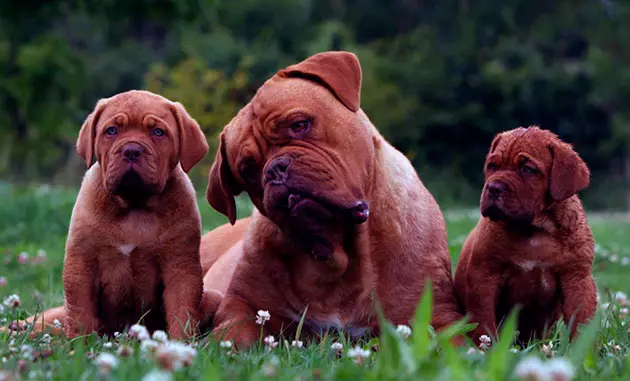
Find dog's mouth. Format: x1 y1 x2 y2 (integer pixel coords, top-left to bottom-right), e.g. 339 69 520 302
285 191 369 224
110 170 156 207
481 203 507 222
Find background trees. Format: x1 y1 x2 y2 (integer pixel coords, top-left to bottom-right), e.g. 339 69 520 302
1 0 628 209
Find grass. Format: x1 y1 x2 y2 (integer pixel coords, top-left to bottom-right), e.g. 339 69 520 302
1 181 630 380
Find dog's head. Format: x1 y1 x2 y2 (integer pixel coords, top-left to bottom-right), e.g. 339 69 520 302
480 126 590 224
206 51 374 260
77 90 208 205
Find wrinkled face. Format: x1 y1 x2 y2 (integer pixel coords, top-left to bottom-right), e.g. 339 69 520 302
218 77 373 259
94 97 181 202
481 128 554 223
480 127 589 224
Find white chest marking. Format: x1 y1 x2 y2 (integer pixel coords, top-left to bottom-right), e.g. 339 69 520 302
119 244 136 256
519 260 538 271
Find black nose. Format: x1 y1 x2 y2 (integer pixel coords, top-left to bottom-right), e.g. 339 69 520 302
122 143 144 162
487 181 507 198
264 156 291 184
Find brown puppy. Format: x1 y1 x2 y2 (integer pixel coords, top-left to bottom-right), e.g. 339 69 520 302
10 90 209 339
203 51 463 347
454 126 596 345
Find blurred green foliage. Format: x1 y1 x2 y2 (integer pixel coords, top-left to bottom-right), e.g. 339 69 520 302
1 0 629 208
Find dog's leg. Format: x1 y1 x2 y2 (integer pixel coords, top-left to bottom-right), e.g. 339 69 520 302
63 250 101 338
161 254 203 339
464 265 501 345
560 267 597 339
212 298 264 349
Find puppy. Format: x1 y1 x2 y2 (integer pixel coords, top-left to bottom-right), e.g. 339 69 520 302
202 51 463 347
454 126 596 345
9 90 209 339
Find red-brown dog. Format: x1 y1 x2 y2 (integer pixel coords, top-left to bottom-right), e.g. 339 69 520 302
454 126 596 345
202 51 463 347
9 90 209 339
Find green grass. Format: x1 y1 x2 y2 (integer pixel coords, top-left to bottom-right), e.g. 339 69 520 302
1 181 630 380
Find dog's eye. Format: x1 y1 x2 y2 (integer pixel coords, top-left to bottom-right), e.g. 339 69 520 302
290 120 311 134
486 163 498 172
105 126 118 136
522 165 538 174
152 128 166 137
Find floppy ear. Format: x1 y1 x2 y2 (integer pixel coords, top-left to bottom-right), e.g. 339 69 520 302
170 102 209 173
488 133 503 154
206 133 241 225
76 98 109 168
278 51 362 112
548 140 590 201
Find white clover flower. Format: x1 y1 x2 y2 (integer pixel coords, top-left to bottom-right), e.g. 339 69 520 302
262 355 280 377
94 353 119 375
0 277 7 287
347 346 371 365
3 294 20 309
155 341 197 371
17 252 29 265
546 358 575 381
20 345 34 360
53 319 63 329
129 324 150 340
514 356 547 381
395 324 412 339
331 342 343 352
114 331 121 338
40 334 51 345
510 348 520 353
102 342 113 349
615 291 628 305
466 347 482 355
152 330 168 342
478 335 492 351
291 340 303 348
219 340 233 349
541 341 554 358
610 254 619 263
140 339 160 353
141 370 173 381
622 257 630 266
263 335 278 350
620 307 629 316
117 345 134 357
256 310 271 325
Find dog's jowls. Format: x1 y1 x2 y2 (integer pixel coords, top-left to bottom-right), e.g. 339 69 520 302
454 126 596 345
10 90 210 339
202 51 463 348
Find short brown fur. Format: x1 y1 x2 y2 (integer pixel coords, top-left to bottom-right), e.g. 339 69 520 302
203 51 463 348
10 90 209 339
454 126 596 345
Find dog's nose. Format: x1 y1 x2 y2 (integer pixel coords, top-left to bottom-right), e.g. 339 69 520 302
487 181 507 198
122 143 144 162
264 156 291 184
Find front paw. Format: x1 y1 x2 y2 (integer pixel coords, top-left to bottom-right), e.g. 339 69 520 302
64 317 101 338
212 320 260 349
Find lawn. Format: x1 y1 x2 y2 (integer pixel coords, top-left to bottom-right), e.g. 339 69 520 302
1 181 629 380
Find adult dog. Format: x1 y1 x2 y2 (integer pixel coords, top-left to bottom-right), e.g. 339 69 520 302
9 90 209 339
454 126 596 345
202 51 463 347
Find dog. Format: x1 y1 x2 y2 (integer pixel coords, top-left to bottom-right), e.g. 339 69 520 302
202 51 463 347
8 90 209 339
454 126 596 345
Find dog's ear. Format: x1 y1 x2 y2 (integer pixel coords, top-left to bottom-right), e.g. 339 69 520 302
207 132 242 225
489 133 503 154
548 140 590 201
77 98 110 168
278 51 362 112
170 101 209 173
